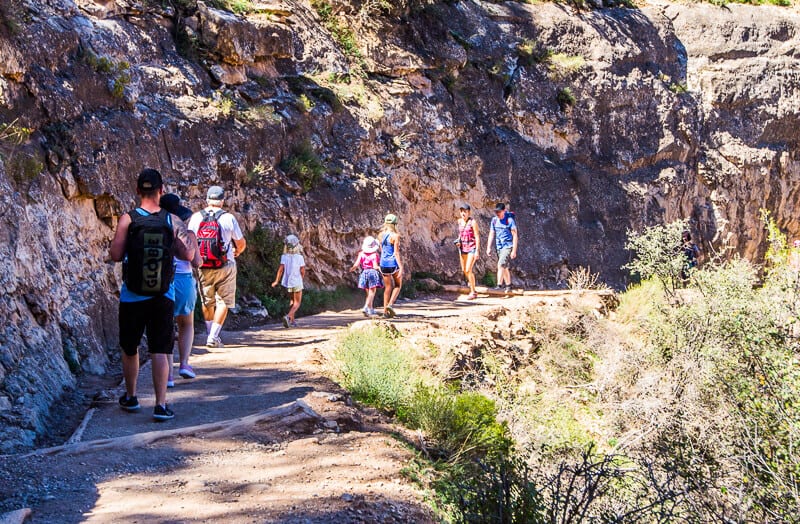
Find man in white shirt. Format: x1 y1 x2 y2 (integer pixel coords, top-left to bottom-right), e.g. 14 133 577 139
187 186 247 348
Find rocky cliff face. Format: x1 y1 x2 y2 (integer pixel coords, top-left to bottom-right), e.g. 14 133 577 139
1 0 798 449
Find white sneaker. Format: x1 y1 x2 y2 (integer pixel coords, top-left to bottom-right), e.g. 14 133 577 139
362 307 370 317
206 336 224 348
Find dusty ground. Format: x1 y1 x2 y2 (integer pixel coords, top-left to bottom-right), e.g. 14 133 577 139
0 290 596 523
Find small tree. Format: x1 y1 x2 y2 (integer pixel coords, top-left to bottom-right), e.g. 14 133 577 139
624 219 689 294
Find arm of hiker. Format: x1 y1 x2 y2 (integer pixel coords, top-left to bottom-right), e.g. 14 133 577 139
172 215 193 261
300 265 307 279
272 264 284 287
233 237 246 257
109 213 131 262
188 230 202 268
394 235 404 279
350 253 361 273
511 227 518 259
486 227 494 257
472 220 480 259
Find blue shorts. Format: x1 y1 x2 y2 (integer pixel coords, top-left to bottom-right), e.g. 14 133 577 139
173 272 197 317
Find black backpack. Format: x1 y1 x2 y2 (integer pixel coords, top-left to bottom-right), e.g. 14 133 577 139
123 208 175 296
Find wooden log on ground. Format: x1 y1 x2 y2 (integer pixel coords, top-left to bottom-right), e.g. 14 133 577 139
14 401 321 458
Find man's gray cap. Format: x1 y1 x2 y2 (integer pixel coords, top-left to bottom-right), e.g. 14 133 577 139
207 186 224 200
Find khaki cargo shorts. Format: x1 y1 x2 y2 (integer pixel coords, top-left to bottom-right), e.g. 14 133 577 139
198 262 237 309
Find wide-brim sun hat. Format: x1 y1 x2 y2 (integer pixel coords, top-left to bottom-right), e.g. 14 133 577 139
362 236 379 253
384 213 398 224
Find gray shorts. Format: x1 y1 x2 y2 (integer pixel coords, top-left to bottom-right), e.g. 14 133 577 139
198 262 237 309
497 248 512 268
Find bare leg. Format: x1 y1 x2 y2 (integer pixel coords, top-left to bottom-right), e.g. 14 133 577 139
464 252 477 293
382 275 392 311
366 288 376 309
288 291 302 321
387 273 402 307
151 353 170 407
176 314 193 368
122 353 139 397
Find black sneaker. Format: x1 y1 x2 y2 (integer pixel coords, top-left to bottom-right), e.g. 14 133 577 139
119 394 140 412
153 404 175 421
504 285 512 293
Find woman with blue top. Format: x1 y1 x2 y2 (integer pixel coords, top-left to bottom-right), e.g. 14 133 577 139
379 213 403 318
160 193 202 386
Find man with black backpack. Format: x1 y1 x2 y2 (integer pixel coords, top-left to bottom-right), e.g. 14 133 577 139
109 168 194 421
187 185 246 348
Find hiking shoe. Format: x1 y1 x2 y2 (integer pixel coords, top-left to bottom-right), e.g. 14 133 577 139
179 365 196 379
282 315 290 328
466 292 478 300
504 285 512 293
384 305 396 318
206 336 224 348
362 307 370 317
119 394 140 412
167 378 175 388
153 404 175 421
290 320 298 327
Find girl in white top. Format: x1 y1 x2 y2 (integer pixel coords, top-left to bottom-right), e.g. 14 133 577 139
272 234 306 328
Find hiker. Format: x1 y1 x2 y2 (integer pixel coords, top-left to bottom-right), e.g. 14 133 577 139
187 185 247 348
159 193 202 385
350 236 383 317
109 168 194 421
681 231 700 281
455 203 480 300
485 202 518 293
272 234 306 328
379 213 403 318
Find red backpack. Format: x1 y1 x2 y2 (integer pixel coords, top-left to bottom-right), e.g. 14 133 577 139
196 209 228 269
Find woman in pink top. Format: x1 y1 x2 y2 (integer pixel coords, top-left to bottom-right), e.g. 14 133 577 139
350 236 384 317
456 203 480 299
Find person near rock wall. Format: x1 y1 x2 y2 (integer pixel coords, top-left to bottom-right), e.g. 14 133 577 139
272 234 306 328
486 202 518 293
159 193 202 385
379 214 404 318
109 168 194 421
456 203 480 300
187 186 247 348
351 235 384 317
681 230 700 282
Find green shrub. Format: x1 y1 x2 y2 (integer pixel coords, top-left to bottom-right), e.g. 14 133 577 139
236 225 284 304
297 286 362 316
408 386 512 460
280 140 325 193
481 272 497 288
624 219 689 294
556 87 576 111
517 39 551 66
334 325 415 414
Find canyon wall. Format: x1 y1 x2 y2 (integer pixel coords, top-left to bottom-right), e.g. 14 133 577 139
0 0 798 449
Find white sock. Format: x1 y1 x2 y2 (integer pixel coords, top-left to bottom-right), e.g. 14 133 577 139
205 321 212 335
210 322 223 339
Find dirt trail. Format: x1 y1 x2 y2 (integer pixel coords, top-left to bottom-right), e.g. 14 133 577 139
0 291 590 523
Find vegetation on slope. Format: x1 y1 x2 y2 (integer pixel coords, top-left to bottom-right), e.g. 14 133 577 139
330 217 800 522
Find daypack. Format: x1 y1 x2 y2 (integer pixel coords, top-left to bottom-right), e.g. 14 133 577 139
196 209 228 269
123 208 175 296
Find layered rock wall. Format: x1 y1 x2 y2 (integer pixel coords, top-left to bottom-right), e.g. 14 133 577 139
1 0 799 449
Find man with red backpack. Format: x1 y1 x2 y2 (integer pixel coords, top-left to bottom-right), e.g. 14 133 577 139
187 186 247 348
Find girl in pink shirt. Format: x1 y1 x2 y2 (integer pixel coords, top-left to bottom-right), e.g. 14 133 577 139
350 236 384 317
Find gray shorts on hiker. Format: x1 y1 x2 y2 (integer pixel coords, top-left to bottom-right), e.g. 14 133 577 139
497 248 512 268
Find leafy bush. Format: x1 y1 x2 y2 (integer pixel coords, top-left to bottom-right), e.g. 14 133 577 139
625 218 800 520
557 87 576 111
334 325 415 414
280 140 325 193
624 219 688 294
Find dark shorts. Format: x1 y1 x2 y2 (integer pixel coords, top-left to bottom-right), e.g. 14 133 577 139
119 295 175 356
380 265 399 275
